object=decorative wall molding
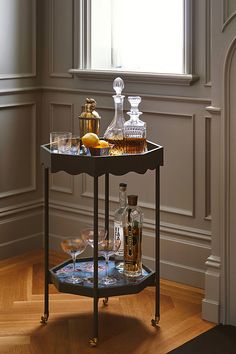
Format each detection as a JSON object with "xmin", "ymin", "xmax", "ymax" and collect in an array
[
  {"xmin": 160, "ymin": 222, "xmax": 211, "ymax": 244},
  {"xmin": 205, "ymin": 255, "xmax": 221, "ymax": 269},
  {"xmin": 0, "ymin": 232, "xmax": 42, "ymax": 248},
  {"xmin": 0, "ymin": 211, "xmax": 42, "ymax": 229},
  {"xmin": 0, "ymin": 207, "xmax": 43, "ymax": 259},
  {"xmin": 202, "ymin": 255, "xmax": 221, "ymax": 323},
  {"xmin": 0, "ymin": 87, "xmax": 42, "ymax": 95},
  {"xmin": 41, "ymin": 86, "xmax": 211, "ymax": 105},
  {"xmin": 0, "ymin": 0, "xmax": 36, "ymax": 79},
  {"xmin": 203, "ymin": 37, "xmax": 236, "ymax": 325},
  {"xmin": 50, "ymin": 175, "xmax": 74, "ymax": 194},
  {"xmin": 205, "ymin": 106, "xmax": 222, "ymax": 114},
  {"xmin": 159, "ymin": 259, "xmax": 206, "ymax": 288},
  {"xmin": 0, "ymin": 102, "xmax": 36, "ymax": 198},
  {"xmin": 0, "ymin": 231, "xmax": 42, "ymax": 260},
  {"xmin": 69, "ymin": 69, "xmax": 199, "ymax": 86},
  {"xmin": 205, "ymin": 0, "xmax": 212, "ymax": 86},
  {"xmin": 49, "ymin": 101, "xmax": 74, "ymax": 131},
  {"xmin": 222, "ymin": 1, "xmax": 236, "ymax": 32},
  {"xmin": 49, "ymin": 0, "xmax": 74, "ymax": 78},
  {"xmin": 49, "ymin": 102, "xmax": 74, "ymax": 194},
  {"xmin": 49, "ymin": 199, "xmax": 211, "ymax": 244},
  {"xmin": 205, "ymin": 116, "xmax": 211, "ymax": 219},
  {"xmin": 0, "ymin": 199, "xmax": 43, "ymax": 217},
  {"xmin": 222, "ymin": 37, "xmax": 236, "ymax": 324}
]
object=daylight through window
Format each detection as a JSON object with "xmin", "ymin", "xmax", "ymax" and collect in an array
[{"xmin": 89, "ymin": 0, "xmax": 185, "ymax": 74}]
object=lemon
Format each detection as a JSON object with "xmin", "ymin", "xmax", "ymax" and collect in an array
[
  {"xmin": 81, "ymin": 133, "xmax": 99, "ymax": 148},
  {"xmin": 94, "ymin": 140, "xmax": 109, "ymax": 148}
]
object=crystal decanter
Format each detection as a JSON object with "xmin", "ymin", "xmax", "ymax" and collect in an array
[
  {"xmin": 124, "ymin": 96, "xmax": 147, "ymax": 154},
  {"xmin": 103, "ymin": 77, "xmax": 125, "ymax": 155}
]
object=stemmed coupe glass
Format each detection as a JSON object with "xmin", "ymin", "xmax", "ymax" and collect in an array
[
  {"xmin": 80, "ymin": 228, "xmax": 106, "ymax": 283},
  {"xmin": 61, "ymin": 238, "xmax": 88, "ymax": 284},
  {"xmin": 98, "ymin": 233, "xmax": 121, "ymax": 286}
]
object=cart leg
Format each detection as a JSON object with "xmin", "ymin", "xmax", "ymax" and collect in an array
[
  {"xmin": 90, "ymin": 176, "xmax": 99, "ymax": 346},
  {"xmin": 90, "ymin": 297, "xmax": 99, "ymax": 347},
  {"xmin": 151, "ymin": 167, "xmax": 160, "ymax": 327},
  {"xmin": 105, "ymin": 173, "xmax": 109, "ymax": 237},
  {"xmin": 41, "ymin": 167, "xmax": 49, "ymax": 325},
  {"xmin": 102, "ymin": 173, "xmax": 110, "ymax": 308},
  {"xmin": 103, "ymin": 297, "xmax": 109, "ymax": 306}
]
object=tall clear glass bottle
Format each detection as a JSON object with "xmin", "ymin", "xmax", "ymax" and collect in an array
[
  {"xmin": 114, "ymin": 183, "xmax": 127, "ymax": 269},
  {"xmin": 123, "ymin": 195, "xmax": 143, "ymax": 277},
  {"xmin": 104, "ymin": 77, "xmax": 125, "ymax": 155},
  {"xmin": 124, "ymin": 96, "xmax": 147, "ymax": 154}
]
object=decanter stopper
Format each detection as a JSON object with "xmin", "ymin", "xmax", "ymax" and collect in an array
[
  {"xmin": 113, "ymin": 77, "xmax": 124, "ymax": 96},
  {"xmin": 128, "ymin": 96, "xmax": 142, "ymax": 116}
]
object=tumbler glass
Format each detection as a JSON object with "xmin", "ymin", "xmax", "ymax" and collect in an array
[
  {"xmin": 50, "ymin": 132, "xmax": 72, "ymax": 153},
  {"xmin": 57, "ymin": 132, "xmax": 72, "ymax": 154}
]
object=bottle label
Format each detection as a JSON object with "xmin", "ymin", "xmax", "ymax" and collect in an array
[
  {"xmin": 114, "ymin": 221, "xmax": 124, "ymax": 255},
  {"xmin": 124, "ymin": 225, "xmax": 141, "ymax": 265}
]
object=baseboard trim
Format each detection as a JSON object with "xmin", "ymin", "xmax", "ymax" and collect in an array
[
  {"xmin": 202, "ymin": 299, "xmax": 220, "ymax": 323},
  {"xmin": 0, "ymin": 233, "xmax": 43, "ymax": 260},
  {"xmin": 202, "ymin": 255, "xmax": 221, "ymax": 323}
]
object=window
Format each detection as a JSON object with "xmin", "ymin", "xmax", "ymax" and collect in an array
[
  {"xmin": 71, "ymin": 0, "xmax": 196, "ymax": 85},
  {"xmin": 91, "ymin": 0, "xmax": 184, "ymax": 74}
]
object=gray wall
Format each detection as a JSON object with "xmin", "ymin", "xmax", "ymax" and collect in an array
[
  {"xmin": 0, "ymin": 0, "xmax": 42, "ymax": 258},
  {"xmin": 0, "ymin": 0, "xmax": 212, "ymax": 290}
]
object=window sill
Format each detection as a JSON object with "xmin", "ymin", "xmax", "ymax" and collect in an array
[{"xmin": 68, "ymin": 69, "xmax": 199, "ymax": 86}]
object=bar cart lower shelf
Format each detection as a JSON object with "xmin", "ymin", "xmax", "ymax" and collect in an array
[
  {"xmin": 49, "ymin": 258, "xmax": 155, "ymax": 298},
  {"xmin": 40, "ymin": 141, "xmax": 163, "ymax": 346}
]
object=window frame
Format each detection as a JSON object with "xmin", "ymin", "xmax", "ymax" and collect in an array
[{"xmin": 69, "ymin": 0, "xmax": 198, "ymax": 86}]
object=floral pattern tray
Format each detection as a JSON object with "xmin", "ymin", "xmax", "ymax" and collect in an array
[{"xmin": 49, "ymin": 258, "xmax": 155, "ymax": 297}]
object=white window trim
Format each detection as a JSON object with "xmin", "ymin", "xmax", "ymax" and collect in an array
[{"xmin": 69, "ymin": 0, "xmax": 198, "ymax": 86}]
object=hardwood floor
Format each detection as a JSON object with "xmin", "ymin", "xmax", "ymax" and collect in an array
[{"xmin": 0, "ymin": 250, "xmax": 214, "ymax": 354}]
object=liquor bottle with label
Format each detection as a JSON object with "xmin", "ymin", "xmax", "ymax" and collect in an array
[
  {"xmin": 103, "ymin": 77, "xmax": 125, "ymax": 155},
  {"xmin": 114, "ymin": 183, "xmax": 127, "ymax": 270},
  {"xmin": 123, "ymin": 195, "xmax": 143, "ymax": 277},
  {"xmin": 124, "ymin": 96, "xmax": 147, "ymax": 154}
]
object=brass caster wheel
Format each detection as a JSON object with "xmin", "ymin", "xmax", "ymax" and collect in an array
[
  {"xmin": 103, "ymin": 297, "xmax": 109, "ymax": 306},
  {"xmin": 89, "ymin": 337, "xmax": 98, "ymax": 347},
  {"xmin": 40, "ymin": 315, "xmax": 48, "ymax": 325},
  {"xmin": 151, "ymin": 316, "xmax": 160, "ymax": 327}
]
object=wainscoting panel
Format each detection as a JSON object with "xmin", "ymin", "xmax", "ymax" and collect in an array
[
  {"xmin": 0, "ymin": 103, "xmax": 36, "ymax": 198},
  {"xmin": 49, "ymin": 0, "xmax": 74, "ymax": 77},
  {"xmin": 222, "ymin": 0, "xmax": 236, "ymax": 31},
  {"xmin": 49, "ymin": 102, "xmax": 74, "ymax": 194},
  {"xmin": 0, "ymin": 203, "xmax": 43, "ymax": 259},
  {"xmin": 0, "ymin": 0, "xmax": 36, "ymax": 78}
]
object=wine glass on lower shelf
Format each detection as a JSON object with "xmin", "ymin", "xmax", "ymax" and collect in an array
[
  {"xmin": 81, "ymin": 228, "xmax": 106, "ymax": 248},
  {"xmin": 80, "ymin": 228, "xmax": 106, "ymax": 283},
  {"xmin": 61, "ymin": 238, "xmax": 88, "ymax": 284},
  {"xmin": 98, "ymin": 233, "xmax": 121, "ymax": 286}
]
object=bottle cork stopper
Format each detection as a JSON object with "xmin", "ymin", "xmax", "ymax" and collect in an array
[{"xmin": 128, "ymin": 195, "xmax": 138, "ymax": 206}]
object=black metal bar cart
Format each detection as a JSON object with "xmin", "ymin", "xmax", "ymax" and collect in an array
[{"xmin": 40, "ymin": 141, "xmax": 163, "ymax": 346}]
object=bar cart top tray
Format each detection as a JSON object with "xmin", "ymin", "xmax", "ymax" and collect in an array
[
  {"xmin": 40, "ymin": 141, "xmax": 163, "ymax": 177},
  {"xmin": 49, "ymin": 258, "xmax": 155, "ymax": 298}
]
